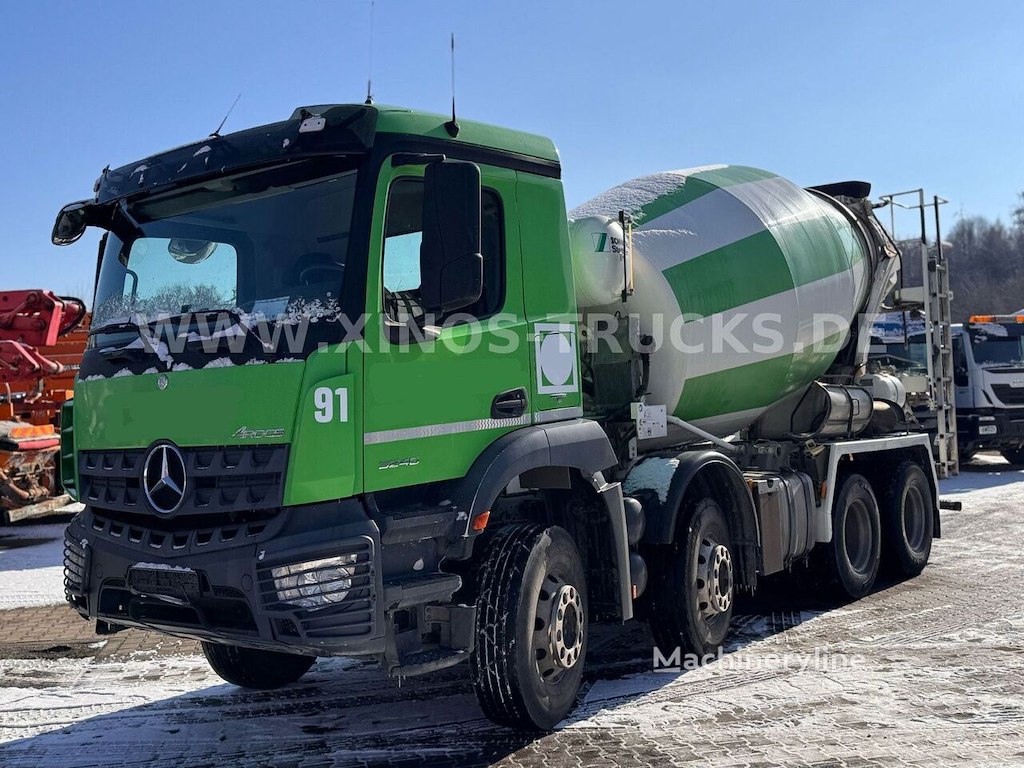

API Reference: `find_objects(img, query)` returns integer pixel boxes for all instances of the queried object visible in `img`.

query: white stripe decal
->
[632,175,828,276]
[722,175,829,231]
[632,187,767,272]
[364,414,531,445]
[679,256,868,380]
[364,406,585,445]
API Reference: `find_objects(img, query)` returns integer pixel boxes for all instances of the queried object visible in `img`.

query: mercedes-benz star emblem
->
[143,444,187,514]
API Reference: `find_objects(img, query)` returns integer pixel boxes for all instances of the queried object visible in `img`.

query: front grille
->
[64,536,88,598]
[257,538,375,639]
[79,444,288,516]
[991,384,1024,406]
[88,508,283,554]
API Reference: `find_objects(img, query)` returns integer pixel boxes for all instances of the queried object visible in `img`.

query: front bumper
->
[64,500,386,657]
[959,410,1024,454]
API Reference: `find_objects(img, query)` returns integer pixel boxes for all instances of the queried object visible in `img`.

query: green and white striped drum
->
[570,165,875,436]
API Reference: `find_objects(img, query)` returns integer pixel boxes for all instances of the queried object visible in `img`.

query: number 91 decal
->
[314,386,349,423]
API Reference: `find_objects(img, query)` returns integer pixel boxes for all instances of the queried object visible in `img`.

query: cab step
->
[382,572,462,610]
[377,506,460,545]
[389,647,468,677]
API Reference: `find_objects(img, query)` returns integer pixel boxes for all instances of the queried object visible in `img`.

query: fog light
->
[271,554,358,609]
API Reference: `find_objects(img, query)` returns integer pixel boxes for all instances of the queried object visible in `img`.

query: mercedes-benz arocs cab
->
[55,104,941,730]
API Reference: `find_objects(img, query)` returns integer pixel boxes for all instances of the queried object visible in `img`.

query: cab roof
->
[93,104,559,204]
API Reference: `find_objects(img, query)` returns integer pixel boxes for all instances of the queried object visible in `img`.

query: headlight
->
[271,554,359,609]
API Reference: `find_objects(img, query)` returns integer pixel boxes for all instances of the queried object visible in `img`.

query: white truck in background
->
[952,315,1024,463]
[871,313,1024,464]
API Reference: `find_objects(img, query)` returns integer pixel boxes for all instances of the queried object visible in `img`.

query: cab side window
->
[382,178,505,323]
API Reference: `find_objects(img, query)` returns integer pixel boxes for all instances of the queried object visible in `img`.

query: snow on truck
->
[54,104,943,730]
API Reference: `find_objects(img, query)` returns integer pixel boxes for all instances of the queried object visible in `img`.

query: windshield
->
[91,159,358,360]
[971,336,1024,368]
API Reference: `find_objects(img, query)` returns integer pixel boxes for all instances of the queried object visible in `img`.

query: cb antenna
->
[365,0,376,104]
[210,93,241,138]
[444,33,459,137]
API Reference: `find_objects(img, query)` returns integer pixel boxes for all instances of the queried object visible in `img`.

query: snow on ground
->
[0,467,1022,766]
[0,654,488,767]
[941,452,1024,494]
[0,504,83,611]
[0,522,71,610]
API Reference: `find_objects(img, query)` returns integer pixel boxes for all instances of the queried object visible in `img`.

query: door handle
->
[491,387,529,419]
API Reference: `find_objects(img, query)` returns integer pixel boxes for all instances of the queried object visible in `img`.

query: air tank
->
[569,165,897,436]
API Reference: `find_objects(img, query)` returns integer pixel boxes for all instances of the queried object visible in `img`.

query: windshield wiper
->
[88,320,145,337]
[171,309,269,350]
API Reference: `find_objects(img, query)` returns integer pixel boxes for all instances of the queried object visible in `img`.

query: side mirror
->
[419,160,483,315]
[52,200,95,246]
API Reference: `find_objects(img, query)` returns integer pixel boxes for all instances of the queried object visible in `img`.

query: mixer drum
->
[570,164,881,436]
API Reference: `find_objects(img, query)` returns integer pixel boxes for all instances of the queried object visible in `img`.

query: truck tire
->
[820,473,881,599]
[881,461,933,578]
[1001,448,1024,465]
[647,497,734,660]
[471,524,587,731]
[202,642,315,689]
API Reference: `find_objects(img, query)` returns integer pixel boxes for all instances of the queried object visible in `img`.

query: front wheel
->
[471,524,588,731]
[202,642,315,689]
[647,497,735,660]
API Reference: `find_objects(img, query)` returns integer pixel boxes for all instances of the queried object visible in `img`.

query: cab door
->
[362,160,531,492]
[952,333,973,409]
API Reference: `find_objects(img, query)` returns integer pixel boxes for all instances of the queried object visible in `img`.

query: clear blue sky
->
[2,1,1021,302]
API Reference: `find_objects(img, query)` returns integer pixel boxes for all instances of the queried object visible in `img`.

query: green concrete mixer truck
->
[53,104,942,730]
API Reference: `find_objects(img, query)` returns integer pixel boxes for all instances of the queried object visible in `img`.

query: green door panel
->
[284,370,359,506]
[282,342,362,505]
[516,172,582,416]
[362,161,532,492]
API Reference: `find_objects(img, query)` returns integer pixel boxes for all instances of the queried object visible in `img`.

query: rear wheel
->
[202,642,315,689]
[648,497,735,660]
[820,473,881,599]
[882,461,934,577]
[471,524,588,731]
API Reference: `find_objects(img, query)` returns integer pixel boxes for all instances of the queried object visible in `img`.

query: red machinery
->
[0,290,88,523]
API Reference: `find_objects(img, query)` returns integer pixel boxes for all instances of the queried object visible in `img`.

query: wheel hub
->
[548,584,584,670]
[697,540,733,619]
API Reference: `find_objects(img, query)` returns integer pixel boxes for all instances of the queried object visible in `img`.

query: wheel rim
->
[903,484,928,552]
[844,499,873,574]
[533,573,584,684]
[696,535,733,621]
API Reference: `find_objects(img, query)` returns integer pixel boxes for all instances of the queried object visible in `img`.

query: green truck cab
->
[55,104,941,730]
